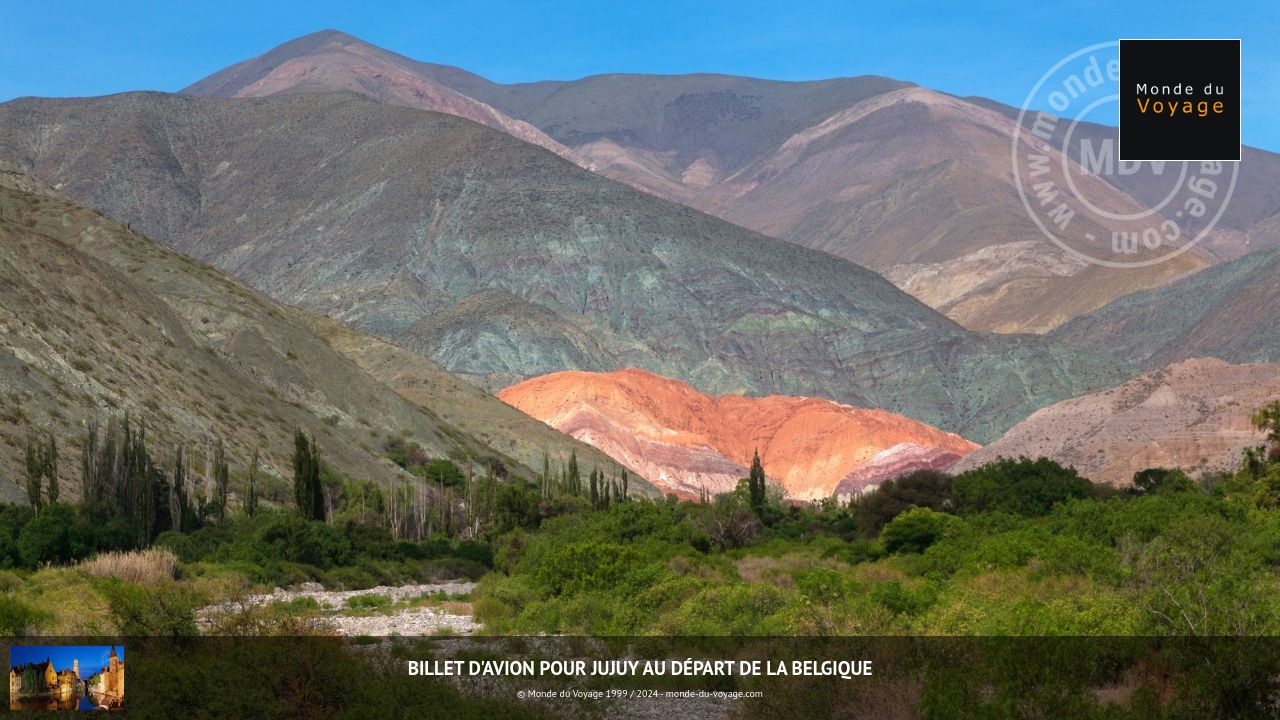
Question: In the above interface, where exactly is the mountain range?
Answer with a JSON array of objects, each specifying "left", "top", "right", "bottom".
[
  {"left": 0, "top": 90, "right": 1135, "bottom": 444},
  {"left": 182, "top": 30, "right": 1280, "bottom": 333},
  {"left": 3, "top": 29, "right": 1278, "bottom": 497}
]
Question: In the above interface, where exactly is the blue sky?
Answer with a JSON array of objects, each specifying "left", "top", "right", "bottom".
[
  {"left": 10, "top": 645, "right": 122, "bottom": 677},
  {"left": 1, "top": 0, "right": 1276, "bottom": 149}
]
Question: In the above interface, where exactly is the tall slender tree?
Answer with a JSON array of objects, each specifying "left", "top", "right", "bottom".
[
  {"left": 43, "top": 434, "right": 58, "bottom": 505},
  {"left": 170, "top": 446, "right": 187, "bottom": 533},
  {"left": 212, "top": 437, "right": 229, "bottom": 523},
  {"left": 24, "top": 432, "right": 43, "bottom": 512},
  {"left": 244, "top": 447, "right": 260, "bottom": 517},
  {"left": 748, "top": 449, "right": 767, "bottom": 512},
  {"left": 292, "top": 430, "right": 324, "bottom": 521}
]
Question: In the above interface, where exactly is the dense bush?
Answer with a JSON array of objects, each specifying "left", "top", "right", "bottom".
[
  {"left": 880, "top": 506, "right": 958, "bottom": 554},
  {"left": 952, "top": 457, "right": 1092, "bottom": 517},
  {"left": 96, "top": 579, "right": 200, "bottom": 636},
  {"left": 0, "top": 595, "right": 50, "bottom": 636},
  {"left": 852, "top": 469, "right": 953, "bottom": 537}
]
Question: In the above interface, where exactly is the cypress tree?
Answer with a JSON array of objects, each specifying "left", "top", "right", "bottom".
[
  {"left": 567, "top": 450, "right": 581, "bottom": 497},
  {"left": 43, "top": 433, "right": 58, "bottom": 505},
  {"left": 749, "top": 449, "right": 766, "bottom": 512},
  {"left": 541, "top": 451, "right": 551, "bottom": 499},
  {"left": 312, "top": 436, "right": 325, "bottom": 520},
  {"left": 24, "top": 433, "right": 43, "bottom": 512},
  {"left": 212, "top": 437, "right": 229, "bottom": 523},
  {"left": 293, "top": 429, "right": 313, "bottom": 519},
  {"left": 170, "top": 446, "right": 187, "bottom": 533},
  {"left": 244, "top": 447, "right": 260, "bottom": 517}
]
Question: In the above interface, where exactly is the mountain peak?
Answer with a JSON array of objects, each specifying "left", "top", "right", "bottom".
[{"left": 183, "top": 29, "right": 373, "bottom": 97}]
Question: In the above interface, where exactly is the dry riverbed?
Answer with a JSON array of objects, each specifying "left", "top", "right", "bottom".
[{"left": 199, "top": 582, "right": 479, "bottom": 635}]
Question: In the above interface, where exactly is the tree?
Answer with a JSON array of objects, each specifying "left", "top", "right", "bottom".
[
  {"left": 24, "top": 433, "right": 43, "bottom": 512},
  {"left": 170, "top": 446, "right": 187, "bottom": 534},
  {"left": 212, "top": 437, "right": 229, "bottom": 523},
  {"left": 1133, "top": 467, "right": 1197, "bottom": 495},
  {"left": 748, "top": 449, "right": 767, "bottom": 512},
  {"left": 244, "top": 447, "right": 260, "bottom": 517},
  {"left": 541, "top": 452, "right": 552, "bottom": 500},
  {"left": 42, "top": 434, "right": 57, "bottom": 505},
  {"left": 952, "top": 457, "right": 1091, "bottom": 517},
  {"left": 17, "top": 503, "right": 74, "bottom": 567},
  {"left": 702, "top": 495, "right": 759, "bottom": 549},
  {"left": 1252, "top": 401, "right": 1280, "bottom": 459},
  {"left": 22, "top": 430, "right": 57, "bottom": 512},
  {"left": 852, "top": 469, "right": 952, "bottom": 538},
  {"left": 567, "top": 451, "right": 581, "bottom": 497},
  {"left": 292, "top": 430, "right": 324, "bottom": 521}
]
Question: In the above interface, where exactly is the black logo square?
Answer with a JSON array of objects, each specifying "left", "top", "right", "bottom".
[{"left": 1119, "top": 39, "right": 1240, "bottom": 161}]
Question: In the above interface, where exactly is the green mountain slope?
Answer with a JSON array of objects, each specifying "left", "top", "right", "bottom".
[
  {"left": 1050, "top": 247, "right": 1280, "bottom": 368},
  {"left": 0, "top": 92, "right": 1132, "bottom": 442},
  {"left": 0, "top": 164, "right": 636, "bottom": 502}
]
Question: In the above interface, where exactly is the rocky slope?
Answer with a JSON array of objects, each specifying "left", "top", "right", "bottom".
[
  {"left": 0, "top": 91, "right": 1133, "bottom": 443},
  {"left": 0, "top": 165, "right": 624, "bottom": 502},
  {"left": 951, "top": 358, "right": 1279, "bottom": 485},
  {"left": 303, "top": 315, "right": 636, "bottom": 486},
  {"left": 497, "top": 368, "right": 978, "bottom": 500},
  {"left": 1050, "top": 246, "right": 1280, "bottom": 368}
]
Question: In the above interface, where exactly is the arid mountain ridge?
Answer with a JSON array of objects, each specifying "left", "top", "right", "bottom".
[
  {"left": 183, "top": 30, "right": 1280, "bottom": 333},
  {"left": 956, "top": 358, "right": 1277, "bottom": 485}
]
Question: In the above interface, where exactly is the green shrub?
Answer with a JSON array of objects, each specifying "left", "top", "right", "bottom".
[
  {"left": 0, "top": 595, "right": 50, "bottom": 636},
  {"left": 1133, "top": 467, "right": 1198, "bottom": 495},
  {"left": 97, "top": 579, "right": 200, "bottom": 636},
  {"left": 881, "top": 507, "right": 959, "bottom": 554},
  {"left": 661, "top": 583, "right": 789, "bottom": 635},
  {"left": 257, "top": 515, "right": 354, "bottom": 569},
  {"left": 344, "top": 593, "right": 392, "bottom": 612}
]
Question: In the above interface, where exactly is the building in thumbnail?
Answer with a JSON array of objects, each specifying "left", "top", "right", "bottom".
[
  {"left": 95, "top": 646, "right": 124, "bottom": 705},
  {"left": 9, "top": 656, "right": 80, "bottom": 698}
]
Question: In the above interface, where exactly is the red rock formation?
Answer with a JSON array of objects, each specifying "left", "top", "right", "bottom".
[
  {"left": 952, "top": 358, "right": 1280, "bottom": 485},
  {"left": 498, "top": 368, "right": 978, "bottom": 500}
]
